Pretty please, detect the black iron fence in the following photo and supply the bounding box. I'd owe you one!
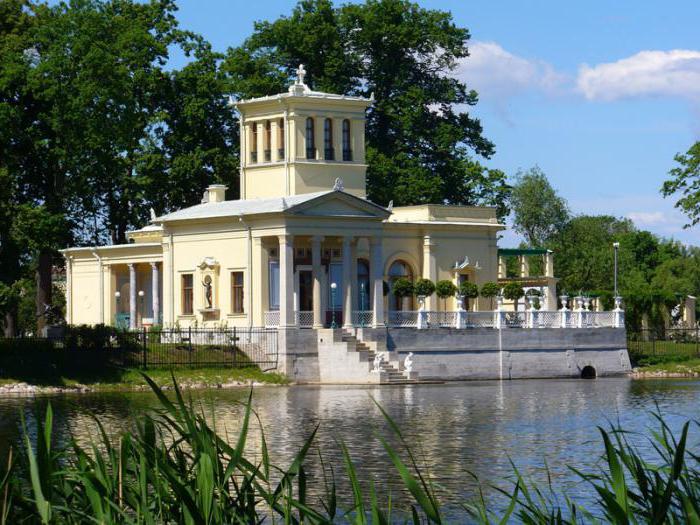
[627,328,700,360]
[0,327,279,370]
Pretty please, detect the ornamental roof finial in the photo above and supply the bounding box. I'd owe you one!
[295,64,306,85]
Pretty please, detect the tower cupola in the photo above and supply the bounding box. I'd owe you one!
[235,65,372,200]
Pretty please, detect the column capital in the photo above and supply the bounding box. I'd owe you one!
[150,262,159,269]
[369,235,383,246]
[128,262,136,269]
[278,234,294,244]
[311,235,324,244]
[341,235,353,246]
[423,234,436,246]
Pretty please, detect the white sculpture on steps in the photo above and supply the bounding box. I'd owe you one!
[404,352,414,373]
[372,352,386,372]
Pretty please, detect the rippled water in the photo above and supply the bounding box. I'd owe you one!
[0,378,698,518]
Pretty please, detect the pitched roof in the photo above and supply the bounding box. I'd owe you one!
[154,190,388,223]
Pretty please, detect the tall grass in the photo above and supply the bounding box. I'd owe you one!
[1,374,699,523]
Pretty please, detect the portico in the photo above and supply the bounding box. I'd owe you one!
[262,232,386,329]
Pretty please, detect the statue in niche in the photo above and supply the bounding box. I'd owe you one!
[202,275,213,309]
[372,352,385,372]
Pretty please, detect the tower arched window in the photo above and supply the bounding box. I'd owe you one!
[250,123,258,163]
[324,118,334,160]
[277,118,285,160]
[305,117,315,159]
[342,119,352,161]
[264,120,271,162]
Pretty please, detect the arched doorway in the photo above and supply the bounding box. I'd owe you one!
[388,260,413,311]
[581,365,596,379]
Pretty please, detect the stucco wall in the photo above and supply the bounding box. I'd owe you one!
[70,258,102,325]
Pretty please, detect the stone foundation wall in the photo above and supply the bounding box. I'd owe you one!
[277,327,631,383]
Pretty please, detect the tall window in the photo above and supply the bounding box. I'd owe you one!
[264,121,271,162]
[250,124,258,163]
[324,118,334,160]
[181,274,193,315]
[277,118,285,160]
[357,259,370,310]
[231,271,244,313]
[305,117,315,159]
[388,260,413,311]
[342,119,352,161]
[268,260,280,310]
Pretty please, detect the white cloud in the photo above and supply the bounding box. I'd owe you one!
[577,50,700,101]
[626,211,669,227]
[457,41,567,103]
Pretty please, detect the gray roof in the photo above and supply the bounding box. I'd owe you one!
[155,191,335,222]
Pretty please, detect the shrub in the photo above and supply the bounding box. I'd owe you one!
[391,277,414,298]
[459,281,479,299]
[414,278,436,297]
[435,280,457,299]
[503,282,525,301]
[480,281,500,298]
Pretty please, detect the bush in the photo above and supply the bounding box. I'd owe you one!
[435,280,457,299]
[391,277,414,298]
[414,278,436,297]
[459,281,479,299]
[480,281,500,298]
[503,282,525,301]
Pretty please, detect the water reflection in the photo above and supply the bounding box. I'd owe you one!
[0,378,699,518]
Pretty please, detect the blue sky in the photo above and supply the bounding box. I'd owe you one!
[170,0,700,246]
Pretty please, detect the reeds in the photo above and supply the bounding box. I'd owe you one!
[0,374,699,523]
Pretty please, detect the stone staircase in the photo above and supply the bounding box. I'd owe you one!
[339,330,418,384]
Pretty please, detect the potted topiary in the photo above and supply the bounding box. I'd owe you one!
[435,280,457,312]
[480,281,500,310]
[459,281,479,311]
[503,282,525,310]
[413,278,435,329]
[391,277,414,311]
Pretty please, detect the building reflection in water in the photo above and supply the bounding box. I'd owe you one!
[0,378,699,518]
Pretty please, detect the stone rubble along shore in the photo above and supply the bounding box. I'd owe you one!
[0,381,275,395]
[631,368,700,378]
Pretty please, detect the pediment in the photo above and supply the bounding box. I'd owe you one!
[286,191,390,219]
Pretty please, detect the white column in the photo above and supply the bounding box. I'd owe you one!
[370,236,385,328]
[279,235,295,327]
[342,236,353,328]
[422,235,437,311]
[613,296,625,328]
[350,240,358,310]
[312,236,324,328]
[151,262,160,325]
[128,263,137,330]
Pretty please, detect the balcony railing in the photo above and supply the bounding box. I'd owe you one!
[262,310,624,329]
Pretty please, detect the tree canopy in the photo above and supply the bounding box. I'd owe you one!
[223,0,509,214]
[662,141,700,228]
[510,166,569,248]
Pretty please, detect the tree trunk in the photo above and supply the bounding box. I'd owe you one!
[3,311,16,337]
[35,249,53,334]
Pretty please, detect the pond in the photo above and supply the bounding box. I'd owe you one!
[0,378,698,518]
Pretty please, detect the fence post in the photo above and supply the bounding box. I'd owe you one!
[141,328,147,369]
[188,327,193,367]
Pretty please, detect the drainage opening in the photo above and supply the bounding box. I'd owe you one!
[581,365,597,379]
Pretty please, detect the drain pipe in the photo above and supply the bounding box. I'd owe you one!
[239,215,253,328]
[91,249,104,324]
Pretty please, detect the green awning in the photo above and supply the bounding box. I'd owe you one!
[498,248,549,256]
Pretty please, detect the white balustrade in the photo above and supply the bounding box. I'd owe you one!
[264,310,280,328]
[295,310,314,328]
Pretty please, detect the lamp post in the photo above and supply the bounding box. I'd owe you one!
[114,291,121,328]
[613,242,620,298]
[330,282,338,329]
[138,290,145,328]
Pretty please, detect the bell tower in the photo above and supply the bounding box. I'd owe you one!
[235,65,372,200]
